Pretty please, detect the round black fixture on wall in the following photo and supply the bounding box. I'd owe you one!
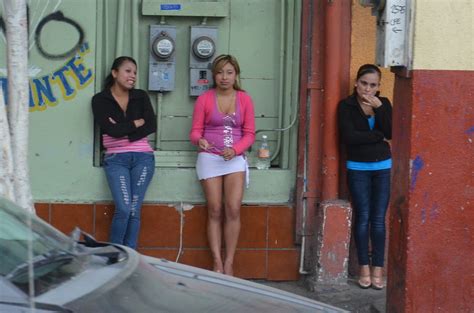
[192,36,216,60]
[152,32,175,60]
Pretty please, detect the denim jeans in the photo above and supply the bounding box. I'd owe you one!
[347,168,391,267]
[103,152,155,249]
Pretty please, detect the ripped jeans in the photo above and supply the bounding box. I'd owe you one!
[103,152,155,249]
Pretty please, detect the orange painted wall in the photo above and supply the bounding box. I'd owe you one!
[346,2,395,276]
[350,1,394,100]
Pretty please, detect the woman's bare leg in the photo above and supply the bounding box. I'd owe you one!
[222,172,245,276]
[201,176,224,273]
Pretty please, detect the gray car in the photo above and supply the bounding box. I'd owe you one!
[0,197,346,313]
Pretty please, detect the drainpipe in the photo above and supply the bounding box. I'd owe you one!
[131,0,140,66]
[296,0,351,274]
[321,0,343,201]
[115,0,125,57]
[296,0,325,274]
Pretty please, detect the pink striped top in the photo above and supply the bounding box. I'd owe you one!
[102,135,153,154]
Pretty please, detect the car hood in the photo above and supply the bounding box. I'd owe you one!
[37,246,346,313]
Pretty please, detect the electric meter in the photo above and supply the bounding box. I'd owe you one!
[152,32,175,60]
[189,26,218,96]
[192,36,216,60]
[148,25,176,91]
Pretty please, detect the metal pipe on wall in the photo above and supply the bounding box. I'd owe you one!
[295,0,325,273]
[321,0,342,201]
[296,0,351,274]
[131,0,140,69]
[270,0,287,163]
[115,0,125,57]
[103,0,109,67]
[295,0,310,250]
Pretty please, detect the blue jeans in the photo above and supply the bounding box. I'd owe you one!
[347,168,391,267]
[103,152,155,249]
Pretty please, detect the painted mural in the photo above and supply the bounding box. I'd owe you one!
[0,0,93,112]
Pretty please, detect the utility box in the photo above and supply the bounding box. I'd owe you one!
[375,0,410,67]
[360,0,411,67]
[148,25,177,91]
[189,26,218,96]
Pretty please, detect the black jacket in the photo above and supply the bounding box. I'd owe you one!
[337,94,392,162]
[92,88,156,142]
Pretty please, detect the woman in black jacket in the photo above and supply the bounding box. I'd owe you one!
[338,64,392,290]
[92,56,156,249]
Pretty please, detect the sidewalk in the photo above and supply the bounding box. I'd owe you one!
[254,277,386,313]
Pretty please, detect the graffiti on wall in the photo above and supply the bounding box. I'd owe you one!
[0,0,93,112]
[0,43,93,112]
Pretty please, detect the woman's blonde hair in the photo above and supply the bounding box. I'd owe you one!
[211,54,242,91]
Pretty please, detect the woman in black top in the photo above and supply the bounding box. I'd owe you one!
[92,56,156,249]
[338,64,392,290]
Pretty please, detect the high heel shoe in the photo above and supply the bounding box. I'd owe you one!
[371,267,384,290]
[358,266,371,289]
[358,275,372,288]
[371,275,384,290]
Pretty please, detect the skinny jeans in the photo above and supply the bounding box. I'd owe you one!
[347,168,391,267]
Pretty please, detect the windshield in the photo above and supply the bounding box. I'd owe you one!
[0,198,84,295]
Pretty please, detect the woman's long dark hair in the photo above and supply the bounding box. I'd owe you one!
[353,64,382,97]
[103,56,137,90]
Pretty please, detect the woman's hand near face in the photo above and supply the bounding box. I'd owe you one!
[361,94,382,108]
[222,147,236,161]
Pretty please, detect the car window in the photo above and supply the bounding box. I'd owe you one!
[0,199,87,296]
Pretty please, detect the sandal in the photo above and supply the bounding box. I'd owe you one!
[358,275,372,289]
[371,267,384,290]
[358,265,372,289]
[371,275,384,290]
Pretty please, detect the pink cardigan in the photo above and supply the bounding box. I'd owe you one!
[190,89,256,155]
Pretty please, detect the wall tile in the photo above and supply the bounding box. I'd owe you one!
[268,206,296,248]
[94,203,114,242]
[183,205,208,248]
[138,248,178,262]
[34,203,50,223]
[51,203,93,235]
[178,249,213,271]
[138,204,180,247]
[267,250,300,281]
[239,206,267,248]
[233,249,267,279]
[41,202,300,281]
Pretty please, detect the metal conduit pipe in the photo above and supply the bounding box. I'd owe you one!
[281,0,300,169]
[296,0,326,275]
[103,0,109,73]
[270,0,286,163]
[255,0,288,163]
[321,0,342,200]
[155,92,163,150]
[131,0,140,66]
[115,0,125,57]
[295,0,311,273]
[154,15,168,150]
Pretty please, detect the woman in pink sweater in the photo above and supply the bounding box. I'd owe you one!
[190,55,255,275]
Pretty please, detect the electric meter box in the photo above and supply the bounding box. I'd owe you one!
[189,26,218,96]
[148,25,177,91]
